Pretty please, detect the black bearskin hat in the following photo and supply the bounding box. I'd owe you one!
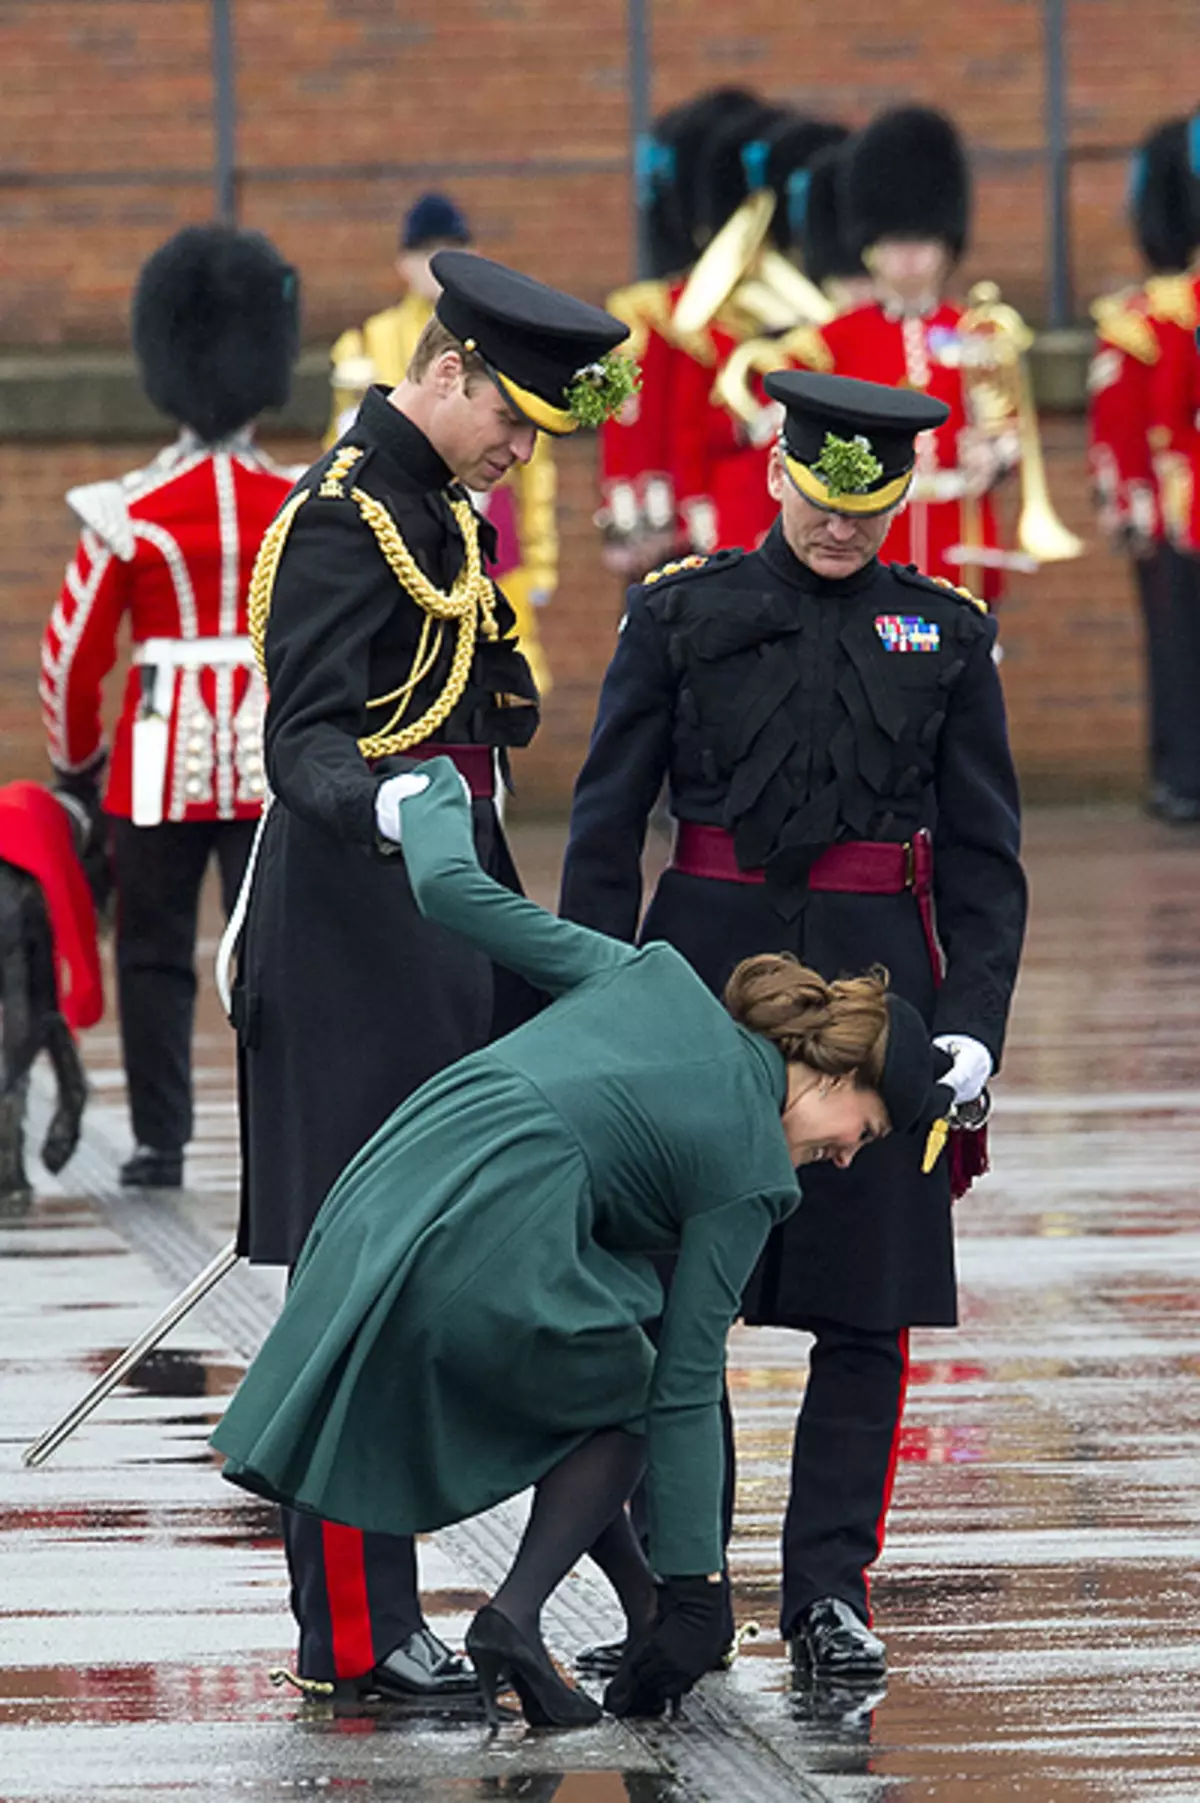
[765,119,850,254]
[800,140,868,285]
[693,101,793,245]
[639,88,759,276]
[1130,115,1200,273]
[845,107,971,261]
[132,225,300,442]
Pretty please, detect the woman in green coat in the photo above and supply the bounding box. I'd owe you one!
[212,757,943,1725]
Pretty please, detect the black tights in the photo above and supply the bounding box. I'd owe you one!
[491,1429,654,1647]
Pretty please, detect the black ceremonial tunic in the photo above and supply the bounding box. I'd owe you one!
[234,388,540,1265]
[560,523,1027,1331]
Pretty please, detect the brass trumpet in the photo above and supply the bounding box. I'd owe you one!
[958,280,1085,564]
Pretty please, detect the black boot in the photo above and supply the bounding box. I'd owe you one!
[788,1597,886,1682]
[120,1145,184,1188]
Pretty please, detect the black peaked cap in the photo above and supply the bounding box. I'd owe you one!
[432,251,628,427]
[845,106,970,260]
[765,370,949,485]
[132,225,300,443]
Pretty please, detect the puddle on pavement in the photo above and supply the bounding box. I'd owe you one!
[84,1345,245,1398]
[0,1496,280,1544]
[0,1661,283,1726]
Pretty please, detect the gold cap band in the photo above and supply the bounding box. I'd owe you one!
[784,452,912,517]
[492,370,579,436]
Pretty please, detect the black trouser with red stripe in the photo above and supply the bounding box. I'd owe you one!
[779,1319,910,1637]
[282,1510,424,1682]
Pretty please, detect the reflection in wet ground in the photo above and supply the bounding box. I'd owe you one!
[3,809,1200,1799]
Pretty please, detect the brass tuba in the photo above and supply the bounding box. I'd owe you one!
[958,280,1084,563]
[673,192,833,341]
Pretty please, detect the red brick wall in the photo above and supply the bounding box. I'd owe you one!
[1,0,1196,344]
[0,0,1183,807]
[0,420,1147,811]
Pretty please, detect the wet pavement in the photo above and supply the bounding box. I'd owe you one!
[3,806,1200,1800]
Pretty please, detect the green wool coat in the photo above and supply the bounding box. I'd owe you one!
[211,758,801,1576]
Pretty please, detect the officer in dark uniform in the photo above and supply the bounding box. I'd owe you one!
[560,370,1027,1683]
[232,252,631,1704]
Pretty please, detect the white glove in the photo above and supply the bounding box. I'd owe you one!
[932,1034,994,1107]
[374,772,430,844]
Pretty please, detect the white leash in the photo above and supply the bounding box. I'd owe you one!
[215,790,274,1018]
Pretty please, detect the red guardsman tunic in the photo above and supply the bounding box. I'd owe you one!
[40,435,296,824]
[813,301,1005,598]
[1088,283,1166,544]
[670,316,779,554]
[599,279,683,543]
[1145,272,1200,550]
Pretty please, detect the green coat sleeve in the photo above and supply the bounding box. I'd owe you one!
[643,1190,792,1577]
[402,757,636,997]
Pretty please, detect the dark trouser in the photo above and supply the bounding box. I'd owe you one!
[111,816,255,1150]
[281,1509,423,1681]
[780,1319,910,1637]
[1135,545,1176,792]
[1160,549,1200,803]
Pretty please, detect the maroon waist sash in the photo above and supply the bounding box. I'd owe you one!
[370,742,495,799]
[672,821,929,897]
[671,818,939,977]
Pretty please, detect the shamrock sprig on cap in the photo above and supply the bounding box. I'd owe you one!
[565,352,641,429]
[811,432,884,498]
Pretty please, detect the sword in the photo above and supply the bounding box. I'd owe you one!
[922,1089,991,1174]
[23,1237,240,1467]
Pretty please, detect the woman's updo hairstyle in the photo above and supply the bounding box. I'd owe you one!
[723,954,890,1089]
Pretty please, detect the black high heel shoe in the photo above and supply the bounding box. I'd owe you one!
[465,1605,602,1730]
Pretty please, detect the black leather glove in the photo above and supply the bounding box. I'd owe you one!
[51,752,107,814]
[603,1574,731,1718]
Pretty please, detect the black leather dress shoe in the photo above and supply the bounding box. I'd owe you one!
[120,1146,184,1188]
[364,1627,480,1700]
[1151,787,1200,824]
[788,1597,887,1682]
[273,1630,483,1714]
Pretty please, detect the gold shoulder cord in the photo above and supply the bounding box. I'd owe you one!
[246,446,499,759]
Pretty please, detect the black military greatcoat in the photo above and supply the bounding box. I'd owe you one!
[560,522,1027,1331]
[234,388,539,1264]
